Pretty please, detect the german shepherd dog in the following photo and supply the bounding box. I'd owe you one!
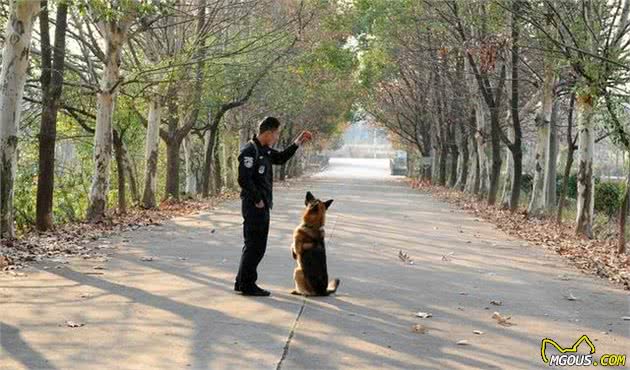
[291,191,340,296]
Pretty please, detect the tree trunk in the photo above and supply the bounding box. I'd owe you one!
[201,124,219,197]
[543,98,560,210]
[86,20,131,222]
[618,157,629,254]
[501,133,514,208]
[36,0,68,232]
[575,94,595,238]
[557,94,577,224]
[0,0,40,238]
[212,137,222,196]
[122,141,140,204]
[487,112,503,205]
[142,97,160,208]
[113,131,126,214]
[510,148,523,213]
[183,135,196,195]
[439,145,448,186]
[465,133,480,194]
[448,142,458,188]
[165,139,181,200]
[528,65,555,217]
[454,122,469,191]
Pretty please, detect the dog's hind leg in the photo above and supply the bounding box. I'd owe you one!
[293,268,310,295]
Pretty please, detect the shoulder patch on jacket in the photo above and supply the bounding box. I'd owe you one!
[243,156,254,168]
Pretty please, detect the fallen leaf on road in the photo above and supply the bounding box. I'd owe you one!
[473,330,484,335]
[492,312,514,326]
[490,300,502,306]
[441,255,450,261]
[456,340,470,345]
[398,250,414,265]
[93,266,106,270]
[411,324,428,334]
[415,312,432,318]
[65,321,84,328]
[566,292,579,301]
[140,256,154,262]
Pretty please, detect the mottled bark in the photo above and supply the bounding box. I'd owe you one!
[142,97,160,208]
[575,94,595,238]
[543,98,560,210]
[183,135,196,195]
[87,19,132,222]
[0,1,40,237]
[528,65,555,217]
[618,160,629,254]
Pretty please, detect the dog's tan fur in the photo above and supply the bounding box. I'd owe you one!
[291,192,339,296]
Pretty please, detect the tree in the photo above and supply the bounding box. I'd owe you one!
[36,0,69,231]
[85,1,139,222]
[0,0,40,238]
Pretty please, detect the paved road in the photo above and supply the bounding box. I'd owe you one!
[1,158,629,370]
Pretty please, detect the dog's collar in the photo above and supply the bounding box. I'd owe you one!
[301,222,324,231]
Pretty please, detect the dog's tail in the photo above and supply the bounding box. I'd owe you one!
[326,278,340,295]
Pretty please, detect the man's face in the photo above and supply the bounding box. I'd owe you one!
[260,128,280,146]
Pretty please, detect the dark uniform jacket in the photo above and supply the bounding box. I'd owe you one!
[238,135,299,210]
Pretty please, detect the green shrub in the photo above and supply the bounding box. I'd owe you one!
[566,173,578,199]
[594,181,625,218]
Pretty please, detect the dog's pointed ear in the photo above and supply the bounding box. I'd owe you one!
[324,199,334,209]
[305,191,315,206]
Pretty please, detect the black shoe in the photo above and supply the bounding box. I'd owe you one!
[234,282,241,292]
[241,285,271,296]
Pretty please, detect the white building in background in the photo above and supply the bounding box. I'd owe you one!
[329,120,394,158]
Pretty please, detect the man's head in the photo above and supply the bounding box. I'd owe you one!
[257,116,281,146]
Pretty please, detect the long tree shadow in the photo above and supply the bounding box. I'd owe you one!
[1,322,58,370]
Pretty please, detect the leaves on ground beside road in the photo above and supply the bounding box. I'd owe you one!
[408,181,630,291]
[456,340,470,345]
[0,193,238,271]
[398,250,414,265]
[490,300,503,306]
[473,330,484,335]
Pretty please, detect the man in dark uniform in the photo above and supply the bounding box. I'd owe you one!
[235,116,312,296]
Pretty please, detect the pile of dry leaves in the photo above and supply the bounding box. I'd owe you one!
[0,192,239,271]
[408,180,630,290]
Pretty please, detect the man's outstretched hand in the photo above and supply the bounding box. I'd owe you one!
[294,130,313,146]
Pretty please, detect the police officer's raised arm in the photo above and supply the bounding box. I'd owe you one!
[269,130,312,165]
[269,143,299,165]
[238,147,263,204]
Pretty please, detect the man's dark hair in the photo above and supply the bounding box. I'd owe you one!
[258,116,281,134]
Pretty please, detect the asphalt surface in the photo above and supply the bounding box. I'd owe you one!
[1,158,629,370]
